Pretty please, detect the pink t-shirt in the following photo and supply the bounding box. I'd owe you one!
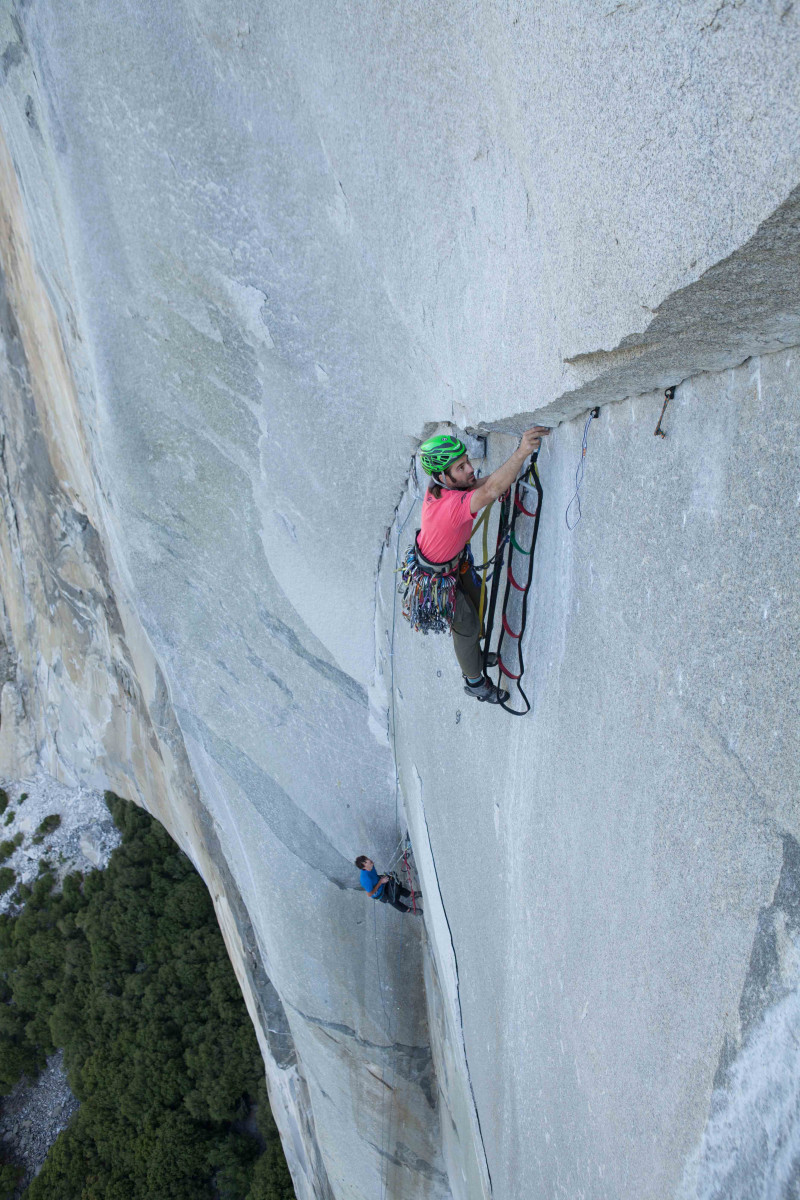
[418,487,475,564]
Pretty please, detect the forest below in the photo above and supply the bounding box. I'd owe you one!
[0,792,296,1200]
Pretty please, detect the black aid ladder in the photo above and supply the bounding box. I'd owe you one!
[481,450,544,716]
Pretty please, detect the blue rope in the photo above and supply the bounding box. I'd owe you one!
[565,409,599,531]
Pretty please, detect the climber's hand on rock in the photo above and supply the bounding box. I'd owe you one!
[472,426,552,512]
[519,426,551,456]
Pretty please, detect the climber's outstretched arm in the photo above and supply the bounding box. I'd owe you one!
[469,426,551,514]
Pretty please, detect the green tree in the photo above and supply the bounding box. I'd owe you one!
[0,794,295,1199]
[0,1160,23,1200]
[0,833,22,862]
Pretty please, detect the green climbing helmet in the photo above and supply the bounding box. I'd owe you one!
[419,434,467,476]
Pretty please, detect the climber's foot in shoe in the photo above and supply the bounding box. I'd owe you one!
[463,675,509,704]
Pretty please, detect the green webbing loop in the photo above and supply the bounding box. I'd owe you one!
[509,529,533,555]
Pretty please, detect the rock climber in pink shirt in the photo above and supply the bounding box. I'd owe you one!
[406,426,550,703]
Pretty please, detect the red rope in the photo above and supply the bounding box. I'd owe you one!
[403,849,417,914]
[502,613,520,638]
[514,494,536,517]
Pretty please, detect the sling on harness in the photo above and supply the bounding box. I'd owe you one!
[399,534,480,634]
[481,450,544,716]
[402,847,418,914]
[382,836,420,912]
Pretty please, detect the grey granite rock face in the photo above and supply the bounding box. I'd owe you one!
[378,350,800,1200]
[0,4,797,1199]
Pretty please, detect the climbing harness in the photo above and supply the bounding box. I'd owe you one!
[399,535,460,634]
[399,535,484,635]
[399,456,497,635]
[481,450,544,716]
[378,839,420,914]
[654,385,676,438]
[383,823,420,912]
[565,406,600,531]
[399,538,459,633]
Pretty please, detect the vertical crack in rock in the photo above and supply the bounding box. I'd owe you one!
[292,1072,337,1200]
[415,802,494,1197]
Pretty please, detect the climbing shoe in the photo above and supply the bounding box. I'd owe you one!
[463,676,509,704]
[485,651,499,668]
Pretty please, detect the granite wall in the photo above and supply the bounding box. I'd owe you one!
[0,4,798,1197]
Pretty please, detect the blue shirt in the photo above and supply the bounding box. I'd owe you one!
[360,867,384,899]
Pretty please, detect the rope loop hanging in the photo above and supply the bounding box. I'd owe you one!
[565,407,600,531]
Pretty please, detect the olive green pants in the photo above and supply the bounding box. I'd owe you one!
[451,569,484,680]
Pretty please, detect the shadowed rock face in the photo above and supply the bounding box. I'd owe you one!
[0,5,798,1199]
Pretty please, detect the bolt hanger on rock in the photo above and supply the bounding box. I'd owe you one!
[654,386,676,438]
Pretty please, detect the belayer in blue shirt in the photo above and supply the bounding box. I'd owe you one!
[355,855,422,915]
